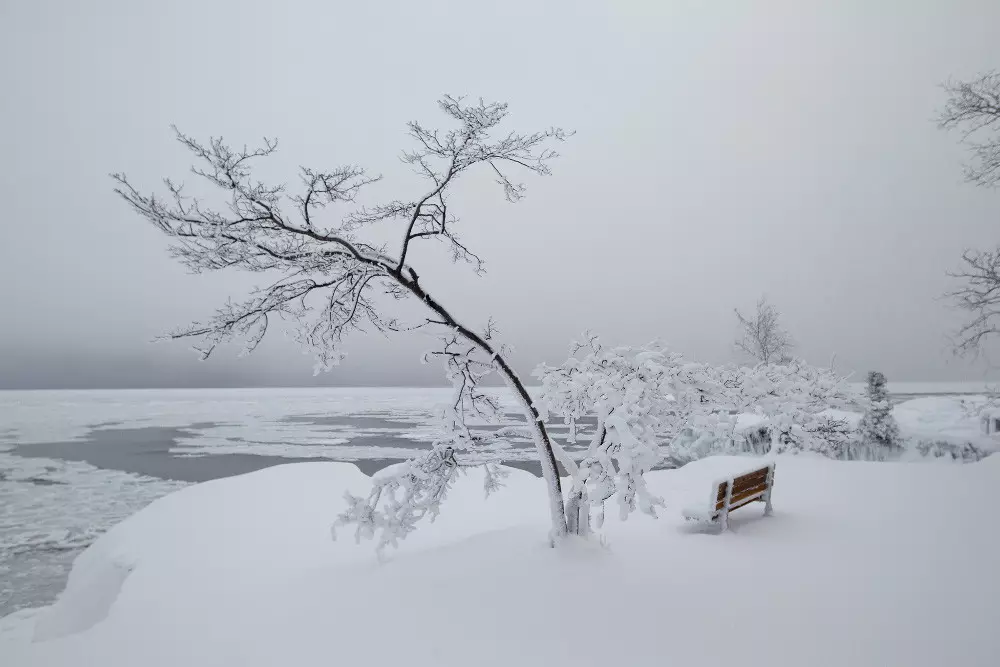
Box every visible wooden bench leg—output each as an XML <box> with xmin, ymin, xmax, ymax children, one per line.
<box><xmin>762</xmin><ymin>463</ymin><xmax>775</xmax><ymax>517</ymax></box>
<box><xmin>719</xmin><ymin>479</ymin><xmax>733</xmax><ymax>532</ymax></box>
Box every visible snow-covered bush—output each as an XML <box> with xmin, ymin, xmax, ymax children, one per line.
<box><xmin>858</xmin><ymin>371</ymin><xmax>902</xmax><ymax>456</ymax></box>
<box><xmin>534</xmin><ymin>335</ymin><xmax>737</xmax><ymax>533</ymax></box>
<box><xmin>912</xmin><ymin>439</ymin><xmax>991</xmax><ymax>462</ymax></box>
<box><xmin>533</xmin><ymin>334</ymin><xmax>867</xmax><ymax>530</ymax></box>
<box><xmin>687</xmin><ymin>360</ymin><xmax>859</xmax><ymax>458</ymax></box>
<box><xmin>537</xmin><ymin>337</ymin><xmax>864</xmax><ymax>503</ymax></box>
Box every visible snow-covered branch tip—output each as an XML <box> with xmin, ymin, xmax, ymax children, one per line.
<box><xmin>333</xmin><ymin>334</ymin><xmax>513</xmax><ymax>553</ymax></box>
<box><xmin>114</xmin><ymin>97</ymin><xmax>570</xmax><ymax>374</ymax></box>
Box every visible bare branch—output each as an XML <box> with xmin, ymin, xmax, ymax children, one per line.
<box><xmin>734</xmin><ymin>296</ymin><xmax>794</xmax><ymax>365</ymax></box>
<box><xmin>946</xmin><ymin>247</ymin><xmax>1000</xmax><ymax>356</ymax></box>
<box><xmin>939</xmin><ymin>71</ymin><xmax>1000</xmax><ymax>187</ymax></box>
<box><xmin>395</xmin><ymin>96</ymin><xmax>571</xmax><ymax>271</ymax></box>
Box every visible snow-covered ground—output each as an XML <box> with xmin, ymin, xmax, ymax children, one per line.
<box><xmin>1</xmin><ymin>454</ymin><xmax>997</xmax><ymax>666</ymax></box>
<box><xmin>879</xmin><ymin>380</ymin><xmax>999</xmax><ymax>395</ymax></box>
<box><xmin>0</xmin><ymin>388</ymin><xmax>549</xmax><ymax>617</ymax></box>
<box><xmin>1</xmin><ymin>386</ymin><xmax>998</xmax><ymax>620</ymax></box>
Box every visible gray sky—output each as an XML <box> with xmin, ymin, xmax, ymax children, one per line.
<box><xmin>2</xmin><ymin>0</ymin><xmax>1000</xmax><ymax>389</ymax></box>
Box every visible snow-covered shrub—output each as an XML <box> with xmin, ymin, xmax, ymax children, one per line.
<box><xmin>858</xmin><ymin>371</ymin><xmax>902</xmax><ymax>455</ymax></box>
<box><xmin>799</xmin><ymin>415</ymin><xmax>855</xmax><ymax>459</ymax></box>
<box><xmin>912</xmin><ymin>439</ymin><xmax>991</xmax><ymax>462</ymax></box>
<box><xmin>534</xmin><ymin>334</ymin><xmax>735</xmax><ymax>532</ymax></box>
<box><xmin>738</xmin><ymin>425</ymin><xmax>772</xmax><ymax>455</ymax></box>
<box><xmin>688</xmin><ymin>360</ymin><xmax>859</xmax><ymax>458</ymax></box>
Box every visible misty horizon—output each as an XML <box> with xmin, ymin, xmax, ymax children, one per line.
<box><xmin>3</xmin><ymin>1</ymin><xmax>1000</xmax><ymax>390</ymax></box>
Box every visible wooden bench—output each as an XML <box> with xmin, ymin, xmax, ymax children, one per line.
<box><xmin>682</xmin><ymin>462</ymin><xmax>775</xmax><ymax>531</ymax></box>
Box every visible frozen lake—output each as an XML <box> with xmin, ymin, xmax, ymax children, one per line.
<box><xmin>0</xmin><ymin>383</ymin><xmax>994</xmax><ymax>617</ymax></box>
<box><xmin>0</xmin><ymin>387</ymin><xmax>591</xmax><ymax>616</ymax></box>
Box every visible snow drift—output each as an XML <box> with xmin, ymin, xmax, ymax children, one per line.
<box><xmin>3</xmin><ymin>455</ymin><xmax>999</xmax><ymax>667</ymax></box>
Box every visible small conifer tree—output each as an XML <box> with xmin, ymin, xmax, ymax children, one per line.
<box><xmin>858</xmin><ymin>371</ymin><xmax>902</xmax><ymax>455</ymax></box>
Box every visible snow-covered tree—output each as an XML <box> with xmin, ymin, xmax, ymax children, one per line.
<box><xmin>857</xmin><ymin>371</ymin><xmax>902</xmax><ymax>456</ymax></box>
<box><xmin>113</xmin><ymin>96</ymin><xmax>578</xmax><ymax>541</ymax></box>
<box><xmin>535</xmin><ymin>335</ymin><xmax>747</xmax><ymax>532</ymax></box>
<box><xmin>734</xmin><ymin>296</ymin><xmax>794</xmax><ymax>365</ymax></box>
<box><xmin>535</xmin><ymin>336</ymin><xmax>685</xmax><ymax>533</ymax></box>
<box><xmin>745</xmin><ymin>361</ymin><xmax>858</xmax><ymax>455</ymax></box>
<box><xmin>939</xmin><ymin>72</ymin><xmax>1000</xmax><ymax>354</ymax></box>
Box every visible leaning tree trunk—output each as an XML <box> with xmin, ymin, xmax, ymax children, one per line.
<box><xmin>399</xmin><ymin>271</ymin><xmax>570</xmax><ymax>538</ymax></box>
<box><xmin>494</xmin><ymin>361</ymin><xmax>570</xmax><ymax>538</ymax></box>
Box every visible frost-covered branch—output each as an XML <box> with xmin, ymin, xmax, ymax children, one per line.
<box><xmin>938</xmin><ymin>73</ymin><xmax>1000</xmax><ymax>354</ymax></box>
<box><xmin>947</xmin><ymin>247</ymin><xmax>1000</xmax><ymax>355</ymax></box>
<box><xmin>116</xmin><ymin>97</ymin><xmax>574</xmax><ymax>539</ymax></box>
<box><xmin>395</xmin><ymin>96</ymin><xmax>570</xmax><ymax>272</ymax></box>
<box><xmin>535</xmin><ymin>335</ymin><xmax>710</xmax><ymax>532</ymax></box>
<box><xmin>334</xmin><ymin>336</ymin><xmax>510</xmax><ymax>552</ymax></box>
<box><xmin>939</xmin><ymin>71</ymin><xmax>1000</xmax><ymax>187</ymax></box>
<box><xmin>734</xmin><ymin>296</ymin><xmax>794</xmax><ymax>365</ymax></box>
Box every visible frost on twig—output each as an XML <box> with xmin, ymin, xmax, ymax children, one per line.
<box><xmin>333</xmin><ymin>335</ymin><xmax>510</xmax><ymax>552</ymax></box>
<box><xmin>734</xmin><ymin>296</ymin><xmax>794</xmax><ymax>365</ymax></box>
<box><xmin>939</xmin><ymin>72</ymin><xmax>1000</xmax><ymax>354</ymax></box>
<box><xmin>115</xmin><ymin>96</ymin><xmax>575</xmax><ymax>538</ymax></box>
<box><xmin>333</xmin><ymin>444</ymin><xmax>510</xmax><ymax>553</ymax></box>
<box><xmin>534</xmin><ymin>335</ymin><xmax>690</xmax><ymax>530</ymax></box>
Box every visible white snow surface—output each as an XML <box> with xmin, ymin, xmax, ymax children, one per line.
<box><xmin>3</xmin><ymin>455</ymin><xmax>998</xmax><ymax>667</ymax></box>
<box><xmin>894</xmin><ymin>396</ymin><xmax>996</xmax><ymax>447</ymax></box>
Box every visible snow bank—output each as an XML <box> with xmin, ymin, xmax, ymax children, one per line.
<box><xmin>895</xmin><ymin>396</ymin><xmax>991</xmax><ymax>443</ymax></box>
<box><xmin>894</xmin><ymin>396</ymin><xmax>999</xmax><ymax>458</ymax></box>
<box><xmin>4</xmin><ymin>456</ymin><xmax>999</xmax><ymax>666</ymax></box>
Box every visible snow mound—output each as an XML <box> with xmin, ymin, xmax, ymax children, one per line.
<box><xmin>28</xmin><ymin>461</ymin><xmax>546</xmax><ymax>642</ymax></box>
<box><xmin>894</xmin><ymin>396</ymin><xmax>999</xmax><ymax>456</ymax></box>
<box><xmin>4</xmin><ymin>456</ymin><xmax>1000</xmax><ymax>666</ymax></box>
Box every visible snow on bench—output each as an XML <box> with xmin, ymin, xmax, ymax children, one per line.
<box><xmin>682</xmin><ymin>462</ymin><xmax>775</xmax><ymax>532</ymax></box>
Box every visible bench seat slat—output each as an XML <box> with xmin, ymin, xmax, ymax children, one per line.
<box><xmin>719</xmin><ymin>483</ymin><xmax>770</xmax><ymax>510</ymax></box>
<box><xmin>733</xmin><ymin>471</ymin><xmax>769</xmax><ymax>489</ymax></box>
<box><xmin>728</xmin><ymin>492</ymin><xmax>766</xmax><ymax>511</ymax></box>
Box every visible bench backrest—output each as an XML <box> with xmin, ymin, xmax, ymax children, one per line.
<box><xmin>714</xmin><ymin>463</ymin><xmax>774</xmax><ymax>512</ymax></box>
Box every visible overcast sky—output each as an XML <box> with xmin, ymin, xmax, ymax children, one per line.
<box><xmin>2</xmin><ymin>0</ymin><xmax>1000</xmax><ymax>389</ymax></box>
